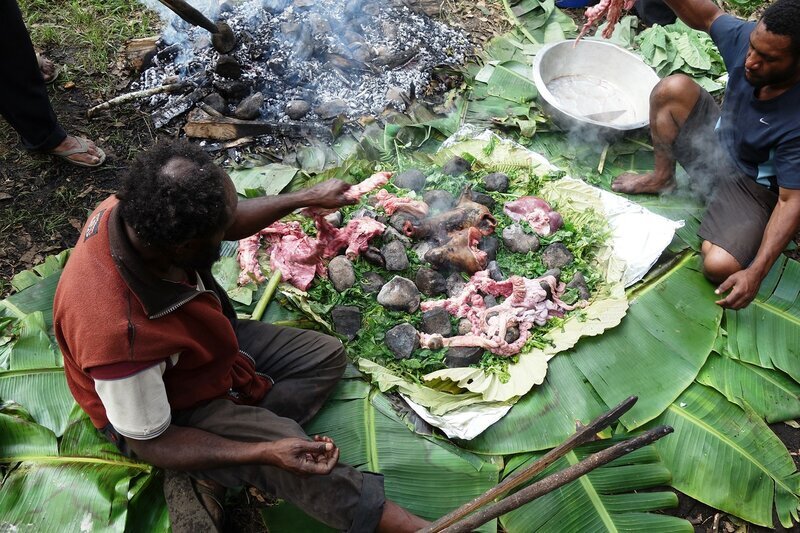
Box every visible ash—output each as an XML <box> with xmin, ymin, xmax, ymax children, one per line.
<box><xmin>134</xmin><ymin>0</ymin><xmax>471</xmax><ymax>129</ymax></box>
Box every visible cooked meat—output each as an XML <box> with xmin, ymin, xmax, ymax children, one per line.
<box><xmin>424</xmin><ymin>227</ymin><xmax>488</xmax><ymax>274</ymax></box>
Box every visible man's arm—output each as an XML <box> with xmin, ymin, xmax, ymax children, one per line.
<box><xmin>225</xmin><ymin>179</ymin><xmax>356</xmax><ymax>241</ymax></box>
<box><xmin>661</xmin><ymin>0</ymin><xmax>724</xmax><ymax>33</ymax></box>
<box><xmin>127</xmin><ymin>425</ymin><xmax>339</xmax><ymax>475</ymax></box>
<box><xmin>715</xmin><ymin>187</ymin><xmax>800</xmax><ymax>309</ymax></box>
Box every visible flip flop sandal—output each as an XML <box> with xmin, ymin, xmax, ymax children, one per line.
<box><xmin>36</xmin><ymin>53</ymin><xmax>61</xmax><ymax>85</ymax></box>
<box><xmin>48</xmin><ymin>137</ymin><xmax>106</xmax><ymax>168</ymax></box>
<box><xmin>192</xmin><ymin>478</ymin><xmax>226</xmax><ymax>532</ymax></box>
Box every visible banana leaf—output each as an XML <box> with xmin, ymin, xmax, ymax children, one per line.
<box><xmin>696</xmin><ymin>352</ymin><xmax>800</xmax><ymax>423</ymax></box>
<box><xmin>265</xmin><ymin>379</ymin><xmax>504</xmax><ymax>530</ymax></box>
<box><xmin>648</xmin><ymin>382</ymin><xmax>800</xmax><ymax>528</ymax></box>
<box><xmin>458</xmin><ymin>254</ymin><xmax>721</xmax><ymax>455</ymax></box>
<box><xmin>499</xmin><ymin>437</ymin><xmax>692</xmax><ymax>532</ymax></box>
<box><xmin>725</xmin><ymin>255</ymin><xmax>800</xmax><ymax>383</ymax></box>
<box><xmin>0</xmin><ymin>403</ymin><xmax>155</xmax><ymax>532</ymax></box>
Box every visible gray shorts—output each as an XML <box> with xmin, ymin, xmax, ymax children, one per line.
<box><xmin>674</xmin><ymin>88</ymin><xmax>778</xmax><ymax>266</ymax></box>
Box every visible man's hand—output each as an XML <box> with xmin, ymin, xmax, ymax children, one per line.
<box><xmin>715</xmin><ymin>268</ymin><xmax>762</xmax><ymax>309</ymax></box>
<box><xmin>265</xmin><ymin>435</ymin><xmax>340</xmax><ymax>476</ymax></box>
<box><xmin>304</xmin><ymin>179</ymin><xmax>357</xmax><ymax>210</ymax></box>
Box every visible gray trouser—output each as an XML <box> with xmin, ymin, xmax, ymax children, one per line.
<box><xmin>171</xmin><ymin>321</ymin><xmax>386</xmax><ymax>532</ymax></box>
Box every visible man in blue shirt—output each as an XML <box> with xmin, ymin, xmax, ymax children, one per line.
<box><xmin>612</xmin><ymin>0</ymin><xmax>800</xmax><ymax>310</ymax></box>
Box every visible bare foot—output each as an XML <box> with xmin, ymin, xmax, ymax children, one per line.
<box><xmin>47</xmin><ymin>135</ymin><xmax>106</xmax><ymax>167</ymax></box>
<box><xmin>611</xmin><ymin>172</ymin><xmax>675</xmax><ymax>195</ymax></box>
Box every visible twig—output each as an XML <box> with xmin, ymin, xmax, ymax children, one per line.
<box><xmin>598</xmin><ymin>143</ymin><xmax>610</xmax><ymax>174</ymax></box>
<box><xmin>442</xmin><ymin>425</ymin><xmax>675</xmax><ymax>533</ymax></box>
<box><xmin>422</xmin><ymin>396</ymin><xmax>639</xmax><ymax>533</ymax></box>
<box><xmin>251</xmin><ymin>271</ymin><xmax>282</xmax><ymax>322</ymax></box>
<box><xmin>87</xmin><ymin>83</ymin><xmax>187</xmax><ymax>118</ymax></box>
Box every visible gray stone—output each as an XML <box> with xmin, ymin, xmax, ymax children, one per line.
<box><xmin>377</xmin><ymin>276</ymin><xmax>421</xmax><ymax>313</ymax></box>
<box><xmin>505</xmin><ymin>326</ymin><xmax>520</xmax><ymax>343</ymax></box>
<box><xmin>361</xmin><ymin>271</ymin><xmax>384</xmax><ymax>294</ymax></box>
<box><xmin>422</xmin><ymin>189</ymin><xmax>456</xmax><ymax>213</ymax></box>
<box><xmin>466</xmin><ymin>190</ymin><xmax>495</xmax><ymax>210</ymax></box>
<box><xmin>457</xmin><ymin>319</ymin><xmax>473</xmax><ymax>335</ymax></box>
<box><xmin>487</xmin><ymin>261</ymin><xmax>505</xmax><ymax>281</ymax></box>
<box><xmin>351</xmin><ymin>42</ymin><xmax>372</xmax><ymax>63</ymax></box>
<box><xmin>215</xmin><ymin>55</ymin><xmax>241</xmax><ymax>79</ymax></box>
<box><xmin>446</xmin><ymin>273</ymin><xmax>466</xmax><ymax>297</ymax></box>
<box><xmin>388</xmin><ymin>211</ymin><xmax>418</xmax><ymax>233</ymax></box>
<box><xmin>202</xmin><ymin>93</ymin><xmax>227</xmax><ymax>115</ymax></box>
<box><xmin>324</xmin><ymin>210</ymin><xmax>342</xmax><ymax>228</ymax></box>
<box><xmin>234</xmin><ymin>92</ymin><xmax>264</xmax><ymax>120</ymax></box>
<box><xmin>483</xmin><ymin>295</ymin><xmax>498</xmax><ymax>308</ymax></box>
<box><xmin>382</xmin><ymin>240</ymin><xmax>409</xmax><ymax>271</ymax></box>
<box><xmin>445</xmin><ymin>347</ymin><xmax>483</xmax><ymax>368</ymax></box>
<box><xmin>502</xmin><ymin>224</ymin><xmax>540</xmax><ymax>254</ymax></box>
<box><xmin>331</xmin><ymin>306</ymin><xmax>361</xmax><ymax>340</ymax></box>
<box><xmin>266</xmin><ymin>58</ymin><xmax>286</xmax><ymax>75</ymax></box>
<box><xmin>415</xmin><ymin>267</ymin><xmax>446</xmax><ymax>296</ymax></box>
<box><xmin>483</xmin><ymin>172</ymin><xmax>510</xmax><ymax>192</ymax></box>
<box><xmin>543</xmin><ymin>268</ymin><xmax>561</xmax><ymax>281</ymax></box>
<box><xmin>421</xmin><ymin>308</ymin><xmax>452</xmax><ymax>337</ymax></box>
<box><xmin>412</xmin><ymin>241</ymin><xmax>434</xmax><ymax>263</ymax></box>
<box><xmin>567</xmin><ymin>271</ymin><xmax>591</xmax><ymax>301</ymax></box>
<box><xmin>213</xmin><ymin>79</ymin><xmax>251</xmax><ymax>100</ymax></box>
<box><xmin>261</xmin><ymin>0</ymin><xmax>286</xmax><ymax>13</ymax></box>
<box><xmin>328</xmin><ymin>256</ymin><xmax>355</xmax><ymax>292</ymax></box>
<box><xmin>362</xmin><ymin>246</ymin><xmax>385</xmax><ymax>268</ymax></box>
<box><xmin>315</xmin><ymin>98</ymin><xmax>349</xmax><ymax>119</ymax></box>
<box><xmin>285</xmin><ymin>99</ymin><xmax>311</xmax><ymax>120</ymax></box>
<box><xmin>393</xmin><ymin>169</ymin><xmax>427</xmax><ymax>192</ymax></box>
<box><xmin>383</xmin><ymin>226</ymin><xmax>412</xmax><ymax>248</ymax></box>
<box><xmin>385</xmin><ymin>323</ymin><xmax>419</xmax><ymax>359</ymax></box>
<box><xmin>542</xmin><ymin>242</ymin><xmax>574</xmax><ymax>269</ymax></box>
<box><xmin>352</xmin><ymin>207</ymin><xmax>378</xmax><ymax>220</ymax></box>
<box><xmin>478</xmin><ymin>236</ymin><xmax>499</xmax><ymax>263</ymax></box>
<box><xmin>442</xmin><ymin>156</ymin><xmax>471</xmax><ymax>176</ymax></box>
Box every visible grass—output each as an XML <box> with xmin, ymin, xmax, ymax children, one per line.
<box><xmin>20</xmin><ymin>0</ymin><xmax>159</xmax><ymax>97</ymax></box>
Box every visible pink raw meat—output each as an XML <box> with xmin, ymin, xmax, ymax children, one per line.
<box><xmin>503</xmin><ymin>196</ymin><xmax>563</xmax><ymax>236</ymax></box>
<box><xmin>373</xmin><ymin>189</ymin><xmax>429</xmax><ymax>218</ymax></box>
<box><xmin>576</xmin><ymin>0</ymin><xmax>637</xmax><ymax>42</ymax></box>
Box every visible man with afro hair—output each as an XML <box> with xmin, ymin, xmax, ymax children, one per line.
<box><xmin>612</xmin><ymin>0</ymin><xmax>800</xmax><ymax>309</ymax></box>
<box><xmin>53</xmin><ymin>139</ymin><xmax>429</xmax><ymax>532</ymax></box>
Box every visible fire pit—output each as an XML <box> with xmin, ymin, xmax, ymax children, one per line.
<box><xmin>132</xmin><ymin>0</ymin><xmax>472</xmax><ymax>143</ymax></box>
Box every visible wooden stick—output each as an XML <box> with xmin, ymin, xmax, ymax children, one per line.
<box><xmin>442</xmin><ymin>425</ymin><xmax>675</xmax><ymax>533</ymax></box>
<box><xmin>422</xmin><ymin>396</ymin><xmax>639</xmax><ymax>533</ymax></box>
<box><xmin>87</xmin><ymin>83</ymin><xmax>187</xmax><ymax>118</ymax></box>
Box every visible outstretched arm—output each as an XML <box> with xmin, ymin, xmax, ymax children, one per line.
<box><xmin>127</xmin><ymin>425</ymin><xmax>339</xmax><ymax>475</ymax></box>
<box><xmin>224</xmin><ymin>179</ymin><xmax>356</xmax><ymax>241</ymax></box>
<box><xmin>662</xmin><ymin>0</ymin><xmax>724</xmax><ymax>32</ymax></box>
<box><xmin>715</xmin><ymin>187</ymin><xmax>800</xmax><ymax>309</ymax></box>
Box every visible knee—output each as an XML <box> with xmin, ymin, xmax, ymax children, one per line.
<box><xmin>324</xmin><ymin>337</ymin><xmax>348</xmax><ymax>377</ymax></box>
<box><xmin>650</xmin><ymin>74</ymin><xmax>699</xmax><ymax>108</ymax></box>
<box><xmin>702</xmin><ymin>244</ymin><xmax>742</xmax><ymax>283</ymax></box>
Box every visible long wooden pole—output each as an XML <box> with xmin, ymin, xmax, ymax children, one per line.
<box><xmin>421</xmin><ymin>396</ymin><xmax>639</xmax><ymax>533</ymax></box>
<box><xmin>442</xmin><ymin>425</ymin><xmax>675</xmax><ymax>533</ymax></box>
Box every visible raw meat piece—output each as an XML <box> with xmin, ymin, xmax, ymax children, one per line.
<box><xmin>503</xmin><ymin>196</ymin><xmax>563</xmax><ymax>236</ymax></box>
<box><xmin>344</xmin><ymin>171</ymin><xmax>392</xmax><ymax>201</ymax></box>
<box><xmin>576</xmin><ymin>0</ymin><xmax>636</xmax><ymax>42</ymax></box>
<box><xmin>373</xmin><ymin>189</ymin><xmax>429</xmax><ymax>218</ymax></box>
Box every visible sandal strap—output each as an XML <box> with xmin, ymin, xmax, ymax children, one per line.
<box><xmin>50</xmin><ymin>137</ymin><xmax>90</xmax><ymax>157</ymax></box>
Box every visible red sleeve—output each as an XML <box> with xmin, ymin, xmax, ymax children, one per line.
<box><xmin>88</xmin><ymin>359</ymin><xmax>168</xmax><ymax>380</ymax></box>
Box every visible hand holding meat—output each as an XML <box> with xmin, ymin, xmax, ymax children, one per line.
<box><xmin>303</xmin><ymin>179</ymin><xmax>360</xmax><ymax>209</ymax></box>
<box><xmin>265</xmin><ymin>436</ymin><xmax>340</xmax><ymax>476</ymax></box>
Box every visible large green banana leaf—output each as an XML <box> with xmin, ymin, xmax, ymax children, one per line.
<box><xmin>648</xmin><ymin>382</ymin><xmax>800</xmax><ymax>528</ymax></box>
<box><xmin>696</xmin><ymin>352</ymin><xmax>800</xmax><ymax>423</ymax></box>
<box><xmin>271</xmin><ymin>378</ymin><xmax>504</xmax><ymax>531</ymax></box>
<box><xmin>0</xmin><ymin>403</ymin><xmax>159</xmax><ymax>532</ymax></box>
<box><xmin>499</xmin><ymin>438</ymin><xmax>692</xmax><ymax>532</ymax></box>
<box><xmin>725</xmin><ymin>255</ymin><xmax>800</xmax><ymax>383</ymax></box>
<box><xmin>459</xmin><ymin>253</ymin><xmax>722</xmax><ymax>456</ymax></box>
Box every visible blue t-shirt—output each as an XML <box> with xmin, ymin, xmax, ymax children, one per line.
<box><xmin>710</xmin><ymin>15</ymin><xmax>800</xmax><ymax>190</ymax></box>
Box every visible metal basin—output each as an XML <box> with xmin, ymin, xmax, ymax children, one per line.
<box><xmin>532</xmin><ymin>40</ymin><xmax>660</xmax><ymax>136</ymax></box>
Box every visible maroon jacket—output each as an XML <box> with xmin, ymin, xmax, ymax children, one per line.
<box><xmin>54</xmin><ymin>196</ymin><xmax>271</xmax><ymax>429</ymax></box>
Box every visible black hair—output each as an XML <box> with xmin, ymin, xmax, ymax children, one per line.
<box><xmin>762</xmin><ymin>0</ymin><xmax>800</xmax><ymax>57</ymax></box>
<box><xmin>117</xmin><ymin>139</ymin><xmax>230</xmax><ymax>247</ymax></box>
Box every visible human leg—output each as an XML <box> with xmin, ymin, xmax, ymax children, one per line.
<box><xmin>0</xmin><ymin>1</ymin><xmax>104</xmax><ymax>166</ymax></box>
<box><xmin>612</xmin><ymin>74</ymin><xmax>705</xmax><ymax>194</ymax></box>
<box><xmin>235</xmin><ymin>320</ymin><xmax>346</xmax><ymax>425</ymax></box>
<box><xmin>698</xmin><ymin>174</ymin><xmax>778</xmax><ymax>282</ymax></box>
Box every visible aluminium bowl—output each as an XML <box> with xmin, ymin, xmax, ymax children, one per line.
<box><xmin>532</xmin><ymin>39</ymin><xmax>661</xmax><ymax>137</ymax></box>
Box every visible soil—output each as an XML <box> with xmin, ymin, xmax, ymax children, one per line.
<box><xmin>1</xmin><ymin>3</ymin><xmax>798</xmax><ymax>532</ymax></box>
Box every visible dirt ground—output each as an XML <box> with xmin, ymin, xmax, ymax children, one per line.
<box><xmin>0</xmin><ymin>2</ymin><xmax>798</xmax><ymax>531</ymax></box>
